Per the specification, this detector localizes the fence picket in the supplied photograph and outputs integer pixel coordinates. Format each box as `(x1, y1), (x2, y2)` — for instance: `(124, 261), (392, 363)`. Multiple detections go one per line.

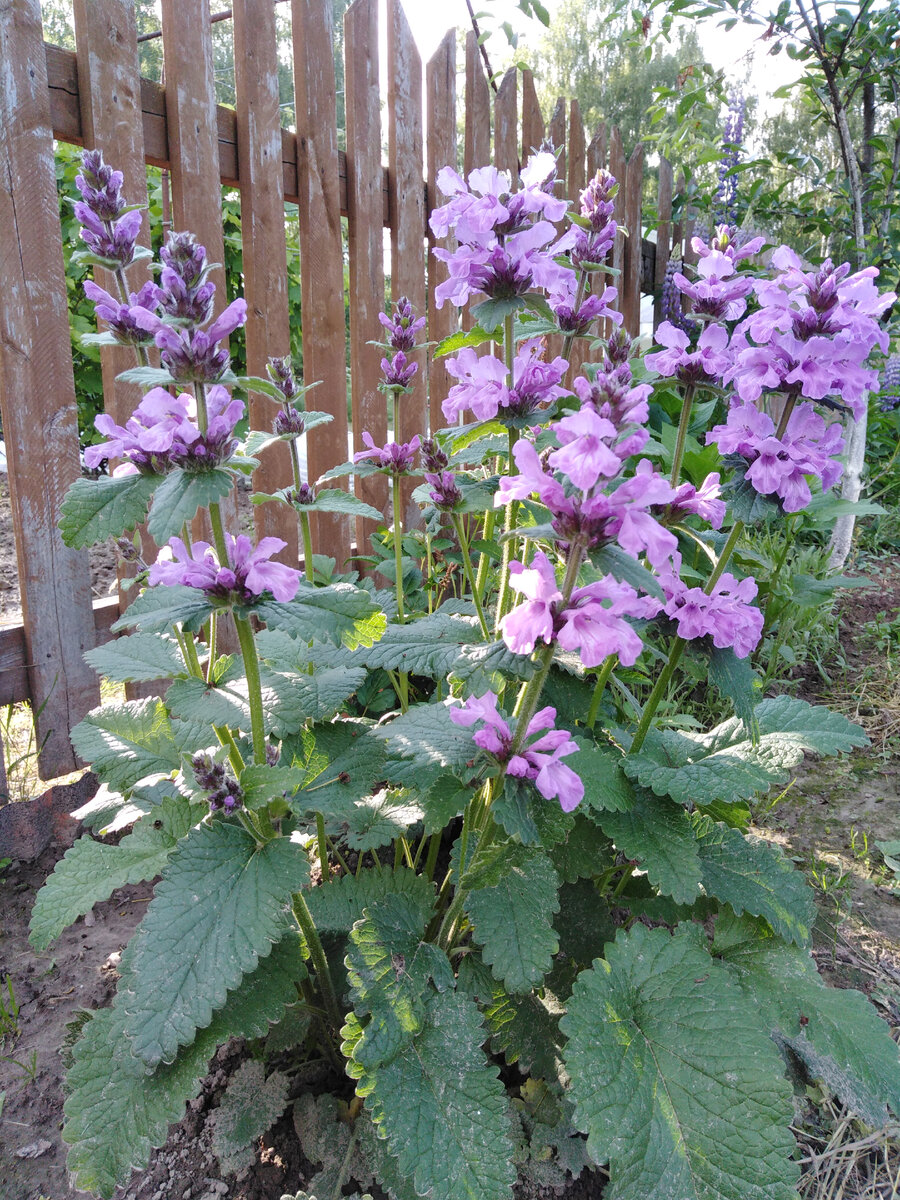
(345, 0), (387, 560)
(623, 142), (644, 336)
(465, 31), (491, 176)
(292, 0), (351, 566)
(587, 121), (607, 176)
(608, 127), (626, 322)
(0, 0), (99, 777)
(655, 156), (674, 330)
(232, 0), (297, 561)
(494, 69), (518, 176)
(568, 99), (586, 199)
(521, 70), (544, 158)
(426, 30), (458, 407)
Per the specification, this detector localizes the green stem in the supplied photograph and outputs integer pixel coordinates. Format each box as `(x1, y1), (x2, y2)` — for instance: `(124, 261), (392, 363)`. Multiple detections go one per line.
(291, 892), (343, 1035)
(300, 510), (315, 585)
(561, 270), (589, 371)
(233, 612), (267, 764)
(493, 427), (521, 634)
(391, 473), (406, 625)
(669, 384), (696, 487)
(423, 832), (442, 882)
(587, 654), (617, 729)
(474, 508), (497, 604)
(774, 392), (799, 440)
(205, 612), (217, 684)
(316, 812), (330, 883)
(453, 514), (490, 638)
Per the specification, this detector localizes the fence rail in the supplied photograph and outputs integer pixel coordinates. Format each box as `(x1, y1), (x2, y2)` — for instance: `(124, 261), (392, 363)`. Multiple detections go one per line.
(0, 0), (683, 783)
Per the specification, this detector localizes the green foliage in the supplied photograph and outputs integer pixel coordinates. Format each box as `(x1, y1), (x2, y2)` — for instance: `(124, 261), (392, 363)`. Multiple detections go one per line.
(255, 584), (387, 649)
(59, 474), (159, 549)
(598, 788), (702, 904)
(210, 1059), (290, 1175)
(146, 468), (236, 544)
(561, 925), (800, 1200)
(84, 633), (185, 684)
(70, 699), (208, 792)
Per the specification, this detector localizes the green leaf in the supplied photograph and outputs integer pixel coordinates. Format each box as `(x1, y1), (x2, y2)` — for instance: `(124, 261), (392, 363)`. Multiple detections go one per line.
(288, 722), (387, 820)
(262, 662), (367, 726)
(458, 955), (565, 1081)
(255, 583), (387, 650)
(373, 701), (476, 776)
(550, 814), (615, 884)
(84, 633), (185, 684)
(448, 638), (537, 695)
(210, 1059), (289, 1174)
(596, 789), (702, 905)
(113, 584), (215, 634)
(70, 699), (209, 791)
(567, 739), (635, 813)
(116, 364), (177, 387)
(624, 696), (868, 808)
(554, 877), (617, 967)
(588, 543), (666, 602)
(561, 925), (799, 1200)
(30, 796), (201, 950)
(303, 488), (384, 521)
(344, 790), (424, 851)
(346, 892), (450, 1070)
(714, 913), (900, 1126)
(59, 474), (159, 550)
(146, 468), (234, 543)
(465, 847), (560, 993)
(420, 774), (470, 834)
(63, 933), (304, 1197)
(348, 988), (516, 1200)
(471, 294), (527, 332)
(123, 825), (310, 1066)
(362, 612), (482, 678)
(239, 764), (307, 810)
(305, 868), (435, 935)
(694, 817), (815, 945)
(491, 776), (572, 847)
(433, 327), (495, 358)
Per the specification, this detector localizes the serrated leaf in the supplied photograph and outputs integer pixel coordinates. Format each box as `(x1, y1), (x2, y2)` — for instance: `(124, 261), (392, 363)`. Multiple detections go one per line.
(30, 796), (201, 951)
(448, 638), (537, 695)
(287, 722), (387, 821)
(344, 790), (424, 851)
(113, 584), (215, 634)
(116, 365), (177, 386)
(304, 488), (384, 521)
(433, 327), (495, 358)
(146, 468), (234, 543)
(373, 701), (476, 776)
(255, 583), (386, 650)
(210, 1060), (289, 1175)
(715, 913), (900, 1126)
(420, 774), (470, 834)
(346, 892), (448, 1070)
(561, 925), (799, 1200)
(596, 789), (702, 905)
(465, 847), (560, 992)
(694, 817), (815, 945)
(458, 954), (565, 1081)
(348, 988), (516, 1200)
(239, 764), (307, 810)
(472, 294), (526, 332)
(124, 825), (310, 1066)
(554, 877), (617, 967)
(624, 696), (868, 808)
(59, 474), (159, 550)
(707, 645), (761, 733)
(568, 739), (634, 813)
(63, 934), (304, 1197)
(550, 814), (615, 884)
(362, 612), (482, 678)
(70, 698), (209, 791)
(492, 776), (573, 847)
(84, 633), (185, 684)
(305, 868), (434, 935)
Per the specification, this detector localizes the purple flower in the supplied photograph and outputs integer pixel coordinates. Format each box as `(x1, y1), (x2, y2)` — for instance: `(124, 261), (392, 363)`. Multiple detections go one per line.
(661, 561), (763, 658)
(573, 369), (651, 459)
(354, 431), (421, 474)
(551, 286), (621, 336)
(267, 355), (301, 402)
(83, 279), (162, 348)
(662, 256), (699, 337)
(714, 94), (746, 226)
(500, 552), (563, 656)
(135, 298), (248, 384)
(75, 203), (143, 269)
(557, 575), (661, 667)
(880, 355), (900, 412)
(450, 692), (583, 812)
(379, 297), (426, 351)
(667, 473), (726, 529)
(673, 251), (753, 321)
(547, 409), (622, 490)
(708, 401), (845, 512)
(157, 232), (215, 324)
(380, 351), (419, 390)
(273, 407), (306, 437)
(645, 320), (732, 386)
(75, 150), (126, 220)
(192, 752), (244, 814)
(443, 339), (568, 424)
(149, 534), (300, 604)
(425, 471), (462, 511)
(421, 438), (450, 471)
(435, 223), (574, 309)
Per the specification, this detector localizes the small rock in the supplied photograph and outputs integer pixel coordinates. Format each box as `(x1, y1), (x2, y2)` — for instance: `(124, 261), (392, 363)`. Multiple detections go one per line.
(83, 911), (96, 927)
(15, 1139), (53, 1159)
(182, 1188), (193, 1200)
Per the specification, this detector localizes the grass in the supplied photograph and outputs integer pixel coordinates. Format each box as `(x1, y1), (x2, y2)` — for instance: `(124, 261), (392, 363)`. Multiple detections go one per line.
(795, 1095), (900, 1200)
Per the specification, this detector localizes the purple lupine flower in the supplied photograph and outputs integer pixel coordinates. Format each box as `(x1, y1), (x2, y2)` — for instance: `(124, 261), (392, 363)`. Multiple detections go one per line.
(714, 93), (746, 226)
(425, 471), (462, 511)
(556, 575), (661, 667)
(450, 691), (583, 812)
(379, 297), (426, 351)
(443, 339), (568, 424)
(661, 558), (763, 659)
(708, 401), (845, 512)
(267, 355), (301, 402)
(380, 351), (419, 390)
(880, 355), (900, 412)
(83, 279), (163, 348)
(354, 431), (421, 473)
(645, 320), (732, 386)
(134, 298), (248, 384)
(499, 551), (563, 656)
(149, 534), (300, 604)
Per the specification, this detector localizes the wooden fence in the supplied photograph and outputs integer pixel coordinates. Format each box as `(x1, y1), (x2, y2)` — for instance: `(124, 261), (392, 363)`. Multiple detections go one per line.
(0, 0), (684, 783)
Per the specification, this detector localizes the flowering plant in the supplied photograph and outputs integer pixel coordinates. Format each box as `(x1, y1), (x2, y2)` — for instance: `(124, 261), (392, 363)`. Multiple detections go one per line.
(36, 150), (899, 1200)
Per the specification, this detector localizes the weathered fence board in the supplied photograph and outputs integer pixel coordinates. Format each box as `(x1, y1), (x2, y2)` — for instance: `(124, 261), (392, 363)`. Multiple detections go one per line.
(494, 70), (518, 177)
(623, 143), (645, 336)
(0, 0), (99, 777)
(655, 156), (674, 329)
(426, 30), (458, 406)
(521, 70), (544, 158)
(464, 31), (491, 177)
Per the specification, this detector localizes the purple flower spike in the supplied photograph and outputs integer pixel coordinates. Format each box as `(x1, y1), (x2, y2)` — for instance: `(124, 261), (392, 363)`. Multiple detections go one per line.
(450, 692), (583, 812)
(443, 339), (568, 424)
(500, 552), (563, 657)
(880, 355), (900, 412)
(273, 407), (306, 438)
(381, 351), (419, 390)
(267, 355), (301, 401)
(557, 575), (661, 668)
(661, 556), (763, 659)
(379, 297), (426, 351)
(83, 279), (162, 348)
(75, 202), (143, 269)
(354, 431), (421, 474)
(137, 298), (248, 384)
(75, 150), (126, 220)
(645, 320), (732, 386)
(425, 471), (462, 511)
(149, 533), (300, 604)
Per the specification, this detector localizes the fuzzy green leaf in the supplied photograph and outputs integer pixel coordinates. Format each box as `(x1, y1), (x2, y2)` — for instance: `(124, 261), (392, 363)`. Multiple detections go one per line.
(84, 633), (185, 684)
(448, 638), (537, 695)
(597, 789), (702, 905)
(707, 645), (761, 733)
(303, 488), (384, 521)
(561, 925), (799, 1200)
(589, 543), (666, 602)
(63, 933), (304, 1198)
(624, 696), (868, 808)
(60, 473), (159, 549)
(362, 612), (482, 678)
(550, 814), (616, 884)
(715, 913), (900, 1125)
(146, 468), (234, 543)
(348, 987), (517, 1200)
(287, 721), (387, 820)
(210, 1060), (289, 1174)
(344, 789), (424, 851)
(30, 796), (201, 951)
(255, 583), (387, 649)
(304, 868), (434, 935)
(465, 847), (560, 993)
(694, 817), (816, 945)
(113, 584), (215, 634)
(70, 698), (209, 791)
(239, 764), (307, 810)
(373, 701), (477, 776)
(568, 739), (635, 813)
(123, 824), (309, 1066)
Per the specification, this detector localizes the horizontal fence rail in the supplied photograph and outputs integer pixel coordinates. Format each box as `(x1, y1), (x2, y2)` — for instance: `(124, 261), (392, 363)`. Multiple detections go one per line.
(0, 0), (685, 783)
